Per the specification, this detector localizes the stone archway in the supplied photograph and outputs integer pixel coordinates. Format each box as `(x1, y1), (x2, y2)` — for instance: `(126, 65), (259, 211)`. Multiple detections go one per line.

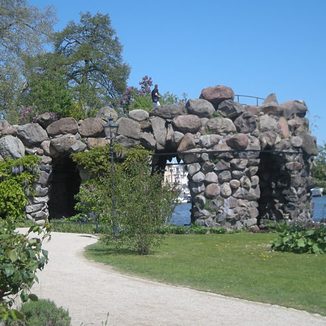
(48, 155), (81, 219)
(0, 84), (317, 228)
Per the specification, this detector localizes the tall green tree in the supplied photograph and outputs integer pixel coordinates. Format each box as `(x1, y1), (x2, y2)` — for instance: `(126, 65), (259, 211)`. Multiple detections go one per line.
(54, 12), (130, 111)
(22, 52), (73, 117)
(0, 0), (56, 119)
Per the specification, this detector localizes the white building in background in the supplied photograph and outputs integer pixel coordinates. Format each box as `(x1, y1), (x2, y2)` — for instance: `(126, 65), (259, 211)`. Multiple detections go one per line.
(164, 163), (190, 202)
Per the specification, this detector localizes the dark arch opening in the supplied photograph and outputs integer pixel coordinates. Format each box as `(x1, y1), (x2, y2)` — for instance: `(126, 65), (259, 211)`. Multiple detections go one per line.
(48, 155), (81, 219)
(257, 151), (290, 224)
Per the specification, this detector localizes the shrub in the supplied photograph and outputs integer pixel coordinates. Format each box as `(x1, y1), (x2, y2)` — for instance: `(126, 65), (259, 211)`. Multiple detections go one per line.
(8, 299), (71, 326)
(210, 227), (227, 234)
(0, 224), (49, 322)
(271, 223), (326, 254)
(0, 155), (39, 222)
(73, 146), (177, 255)
(156, 225), (227, 235)
(0, 155), (47, 323)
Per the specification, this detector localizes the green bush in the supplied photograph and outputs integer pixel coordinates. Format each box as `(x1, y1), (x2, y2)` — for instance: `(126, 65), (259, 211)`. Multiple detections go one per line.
(8, 299), (71, 326)
(0, 224), (49, 322)
(0, 156), (39, 222)
(271, 223), (326, 254)
(0, 155), (48, 322)
(73, 146), (177, 255)
(210, 227), (227, 234)
(156, 225), (227, 235)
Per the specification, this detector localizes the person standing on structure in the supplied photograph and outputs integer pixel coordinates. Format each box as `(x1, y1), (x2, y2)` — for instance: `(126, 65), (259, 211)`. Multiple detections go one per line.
(151, 84), (161, 108)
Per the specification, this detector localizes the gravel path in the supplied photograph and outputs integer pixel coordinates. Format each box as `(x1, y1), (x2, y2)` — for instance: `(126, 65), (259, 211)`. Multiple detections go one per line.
(31, 232), (326, 326)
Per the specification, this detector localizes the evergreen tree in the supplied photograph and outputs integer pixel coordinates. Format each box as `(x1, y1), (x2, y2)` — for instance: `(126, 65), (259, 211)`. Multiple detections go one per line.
(22, 53), (73, 117)
(54, 12), (130, 111)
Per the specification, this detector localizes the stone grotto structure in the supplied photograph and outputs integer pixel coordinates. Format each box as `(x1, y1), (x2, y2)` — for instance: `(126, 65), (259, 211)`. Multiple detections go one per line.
(0, 85), (318, 229)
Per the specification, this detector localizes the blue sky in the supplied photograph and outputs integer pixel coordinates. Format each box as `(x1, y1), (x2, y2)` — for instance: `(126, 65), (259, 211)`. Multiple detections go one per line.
(30, 0), (326, 144)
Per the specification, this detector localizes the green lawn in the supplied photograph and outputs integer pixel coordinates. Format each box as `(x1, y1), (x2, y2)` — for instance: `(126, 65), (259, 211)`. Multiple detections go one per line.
(85, 233), (326, 316)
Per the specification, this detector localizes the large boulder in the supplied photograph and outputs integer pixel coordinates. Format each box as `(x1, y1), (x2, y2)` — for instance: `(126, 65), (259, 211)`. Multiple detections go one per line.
(206, 117), (236, 134)
(172, 131), (184, 146)
(186, 99), (215, 118)
(115, 135), (140, 148)
(0, 120), (16, 136)
(199, 134), (221, 148)
(263, 93), (278, 105)
(117, 117), (141, 140)
(96, 106), (119, 122)
(151, 104), (186, 119)
(258, 115), (278, 132)
(47, 117), (78, 136)
(140, 132), (156, 150)
(192, 171), (205, 183)
(79, 118), (105, 137)
(0, 135), (25, 158)
(200, 85), (234, 108)
(234, 112), (256, 133)
(49, 134), (78, 157)
(128, 109), (149, 122)
(226, 133), (249, 150)
(205, 183), (220, 198)
(150, 116), (167, 147)
(35, 112), (59, 128)
(177, 133), (196, 152)
(187, 163), (201, 176)
(172, 115), (202, 134)
(261, 93), (281, 115)
(17, 123), (48, 146)
(204, 172), (218, 184)
(301, 133), (318, 155)
(280, 100), (308, 118)
(217, 100), (244, 119)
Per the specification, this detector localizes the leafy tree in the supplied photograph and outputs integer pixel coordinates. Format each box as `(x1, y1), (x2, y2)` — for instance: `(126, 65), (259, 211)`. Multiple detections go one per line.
(21, 52), (73, 118)
(0, 0), (56, 119)
(114, 148), (176, 254)
(54, 12), (130, 111)
(312, 144), (326, 191)
(72, 146), (176, 255)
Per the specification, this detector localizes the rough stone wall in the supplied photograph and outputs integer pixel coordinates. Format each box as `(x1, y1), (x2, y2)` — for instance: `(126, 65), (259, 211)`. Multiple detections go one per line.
(0, 85), (317, 229)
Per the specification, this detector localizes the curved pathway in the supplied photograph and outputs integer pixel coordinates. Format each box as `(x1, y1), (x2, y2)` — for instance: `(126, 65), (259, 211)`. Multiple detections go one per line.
(31, 232), (326, 326)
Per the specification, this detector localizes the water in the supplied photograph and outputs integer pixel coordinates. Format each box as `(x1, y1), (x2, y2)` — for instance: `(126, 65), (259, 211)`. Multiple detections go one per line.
(312, 196), (326, 221)
(169, 197), (326, 226)
(169, 203), (191, 226)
